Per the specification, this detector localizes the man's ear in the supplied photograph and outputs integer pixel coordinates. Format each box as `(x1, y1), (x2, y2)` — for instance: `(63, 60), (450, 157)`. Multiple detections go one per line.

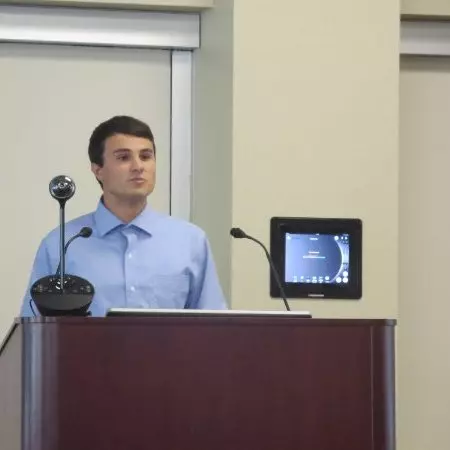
(91, 163), (102, 182)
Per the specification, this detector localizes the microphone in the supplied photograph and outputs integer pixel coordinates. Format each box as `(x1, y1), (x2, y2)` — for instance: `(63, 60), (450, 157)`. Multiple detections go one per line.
(30, 176), (95, 316)
(230, 227), (291, 311)
(55, 227), (93, 276)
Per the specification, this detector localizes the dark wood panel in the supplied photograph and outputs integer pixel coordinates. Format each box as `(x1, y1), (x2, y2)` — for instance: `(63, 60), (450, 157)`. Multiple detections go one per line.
(24, 318), (394, 450)
(0, 317), (396, 450)
(22, 322), (60, 450)
(0, 324), (22, 450)
(372, 323), (396, 450)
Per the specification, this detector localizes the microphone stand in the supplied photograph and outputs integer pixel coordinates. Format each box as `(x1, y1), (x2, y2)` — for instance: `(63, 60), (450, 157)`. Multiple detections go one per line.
(59, 203), (66, 292)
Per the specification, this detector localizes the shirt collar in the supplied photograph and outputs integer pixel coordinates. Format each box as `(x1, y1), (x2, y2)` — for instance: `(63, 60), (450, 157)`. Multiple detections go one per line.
(93, 199), (159, 237)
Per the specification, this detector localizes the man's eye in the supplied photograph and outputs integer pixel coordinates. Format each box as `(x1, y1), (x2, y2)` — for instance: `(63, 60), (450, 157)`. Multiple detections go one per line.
(141, 152), (154, 160)
(117, 155), (129, 161)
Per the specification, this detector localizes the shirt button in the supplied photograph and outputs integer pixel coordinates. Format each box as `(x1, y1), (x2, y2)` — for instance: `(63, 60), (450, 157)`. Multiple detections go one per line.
(128, 253), (133, 259)
(130, 286), (135, 292)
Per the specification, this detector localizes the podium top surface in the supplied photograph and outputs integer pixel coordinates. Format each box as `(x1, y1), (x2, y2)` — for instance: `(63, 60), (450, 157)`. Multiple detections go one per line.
(1, 310), (396, 355)
(13, 309), (396, 327)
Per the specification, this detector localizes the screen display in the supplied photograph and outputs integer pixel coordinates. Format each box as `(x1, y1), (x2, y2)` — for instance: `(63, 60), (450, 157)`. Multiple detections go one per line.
(285, 233), (350, 284)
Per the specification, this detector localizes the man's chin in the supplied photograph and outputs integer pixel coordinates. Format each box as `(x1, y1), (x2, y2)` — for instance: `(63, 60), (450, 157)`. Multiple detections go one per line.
(116, 189), (152, 202)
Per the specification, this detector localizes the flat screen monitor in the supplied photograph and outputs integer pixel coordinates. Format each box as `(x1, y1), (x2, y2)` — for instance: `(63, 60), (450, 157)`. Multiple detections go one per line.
(270, 217), (362, 299)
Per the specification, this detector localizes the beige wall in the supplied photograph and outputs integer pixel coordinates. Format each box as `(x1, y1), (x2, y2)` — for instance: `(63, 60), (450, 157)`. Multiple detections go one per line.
(402, 0), (450, 17)
(229, 0), (399, 318)
(399, 55), (450, 450)
(4, 0), (213, 11)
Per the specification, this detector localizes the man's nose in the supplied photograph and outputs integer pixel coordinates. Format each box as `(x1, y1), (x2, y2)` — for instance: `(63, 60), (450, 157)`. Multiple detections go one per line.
(131, 156), (144, 171)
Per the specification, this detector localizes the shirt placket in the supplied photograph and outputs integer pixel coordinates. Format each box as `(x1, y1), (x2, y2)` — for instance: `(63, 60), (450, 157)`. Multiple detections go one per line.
(123, 229), (138, 306)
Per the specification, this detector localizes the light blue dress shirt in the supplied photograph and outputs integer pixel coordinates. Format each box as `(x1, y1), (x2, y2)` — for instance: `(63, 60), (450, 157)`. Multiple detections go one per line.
(20, 200), (227, 316)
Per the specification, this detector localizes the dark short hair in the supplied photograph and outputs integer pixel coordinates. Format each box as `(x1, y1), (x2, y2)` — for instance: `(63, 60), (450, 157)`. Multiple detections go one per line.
(88, 115), (155, 166)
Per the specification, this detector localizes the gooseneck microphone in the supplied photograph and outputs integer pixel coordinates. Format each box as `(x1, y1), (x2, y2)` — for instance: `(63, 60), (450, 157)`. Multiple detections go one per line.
(230, 227), (291, 311)
(30, 176), (95, 316)
(55, 227), (93, 276)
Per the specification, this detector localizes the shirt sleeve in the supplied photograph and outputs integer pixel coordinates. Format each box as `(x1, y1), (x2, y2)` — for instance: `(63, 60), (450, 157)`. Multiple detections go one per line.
(20, 239), (53, 317)
(187, 232), (228, 310)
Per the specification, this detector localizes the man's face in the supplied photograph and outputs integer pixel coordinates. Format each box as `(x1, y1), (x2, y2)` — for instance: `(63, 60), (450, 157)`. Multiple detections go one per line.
(91, 133), (156, 201)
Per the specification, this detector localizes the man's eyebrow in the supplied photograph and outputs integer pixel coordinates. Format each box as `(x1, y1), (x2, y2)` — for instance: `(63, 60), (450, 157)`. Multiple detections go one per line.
(113, 148), (154, 154)
(113, 148), (131, 154)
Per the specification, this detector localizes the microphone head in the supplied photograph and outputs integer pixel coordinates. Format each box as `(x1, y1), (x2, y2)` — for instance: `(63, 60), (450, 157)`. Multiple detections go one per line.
(79, 227), (93, 238)
(49, 176), (75, 201)
(230, 227), (247, 239)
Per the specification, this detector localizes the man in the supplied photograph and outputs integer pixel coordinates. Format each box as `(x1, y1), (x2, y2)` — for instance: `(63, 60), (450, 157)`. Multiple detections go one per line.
(20, 115), (227, 316)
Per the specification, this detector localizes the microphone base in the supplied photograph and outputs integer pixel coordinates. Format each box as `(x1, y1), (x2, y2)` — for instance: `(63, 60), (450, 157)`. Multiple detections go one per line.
(30, 274), (94, 317)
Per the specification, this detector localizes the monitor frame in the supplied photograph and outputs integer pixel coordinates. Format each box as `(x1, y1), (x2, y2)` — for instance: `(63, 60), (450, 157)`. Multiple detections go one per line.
(270, 217), (362, 300)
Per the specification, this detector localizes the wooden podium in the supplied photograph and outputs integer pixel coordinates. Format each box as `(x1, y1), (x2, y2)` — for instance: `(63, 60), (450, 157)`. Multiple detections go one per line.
(0, 315), (396, 450)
